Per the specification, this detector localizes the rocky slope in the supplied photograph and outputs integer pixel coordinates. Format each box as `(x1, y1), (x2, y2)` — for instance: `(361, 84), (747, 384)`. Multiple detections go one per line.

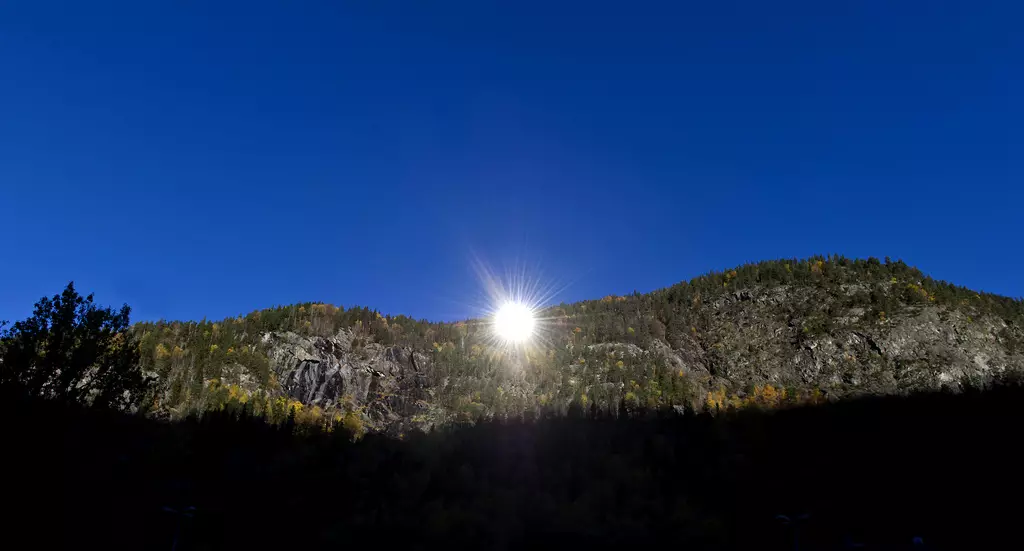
(254, 287), (1020, 432)
(136, 256), (1024, 432)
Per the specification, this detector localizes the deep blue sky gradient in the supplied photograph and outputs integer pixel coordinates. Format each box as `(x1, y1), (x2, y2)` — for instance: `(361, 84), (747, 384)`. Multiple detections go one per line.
(1, 1), (1021, 323)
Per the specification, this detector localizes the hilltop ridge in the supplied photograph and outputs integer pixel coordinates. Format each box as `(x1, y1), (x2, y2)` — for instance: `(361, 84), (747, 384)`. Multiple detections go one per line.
(134, 255), (1024, 432)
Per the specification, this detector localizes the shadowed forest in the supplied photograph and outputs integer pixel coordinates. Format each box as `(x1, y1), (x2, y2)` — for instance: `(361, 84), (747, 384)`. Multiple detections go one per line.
(7, 383), (1023, 550)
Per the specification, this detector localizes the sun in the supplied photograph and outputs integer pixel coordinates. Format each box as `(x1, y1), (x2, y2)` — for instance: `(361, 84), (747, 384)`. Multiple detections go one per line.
(494, 301), (536, 343)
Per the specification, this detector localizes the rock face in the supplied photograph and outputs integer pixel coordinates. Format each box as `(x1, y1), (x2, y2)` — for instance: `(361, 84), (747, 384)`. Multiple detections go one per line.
(258, 283), (1023, 432)
(668, 285), (1021, 396)
(266, 331), (435, 429)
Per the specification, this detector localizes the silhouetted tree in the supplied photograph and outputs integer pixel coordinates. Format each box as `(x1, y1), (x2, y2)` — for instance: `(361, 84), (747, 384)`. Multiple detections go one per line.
(0, 282), (151, 411)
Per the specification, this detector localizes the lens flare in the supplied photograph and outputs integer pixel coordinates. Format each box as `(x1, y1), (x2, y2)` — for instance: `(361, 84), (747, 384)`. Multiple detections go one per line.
(457, 254), (574, 357)
(494, 301), (536, 342)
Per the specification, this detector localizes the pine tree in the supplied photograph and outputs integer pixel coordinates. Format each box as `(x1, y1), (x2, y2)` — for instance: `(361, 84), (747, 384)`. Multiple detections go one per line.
(0, 282), (152, 411)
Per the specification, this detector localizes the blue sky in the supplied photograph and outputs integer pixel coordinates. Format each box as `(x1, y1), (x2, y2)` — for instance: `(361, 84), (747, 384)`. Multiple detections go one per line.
(1, 1), (1020, 323)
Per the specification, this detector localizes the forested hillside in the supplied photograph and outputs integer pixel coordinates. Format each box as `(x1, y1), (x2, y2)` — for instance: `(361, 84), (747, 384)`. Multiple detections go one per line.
(4, 255), (1024, 549)
(130, 255), (1024, 432)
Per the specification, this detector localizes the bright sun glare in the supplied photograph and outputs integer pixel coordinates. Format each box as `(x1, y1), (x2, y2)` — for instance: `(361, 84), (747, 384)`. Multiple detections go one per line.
(494, 301), (536, 343)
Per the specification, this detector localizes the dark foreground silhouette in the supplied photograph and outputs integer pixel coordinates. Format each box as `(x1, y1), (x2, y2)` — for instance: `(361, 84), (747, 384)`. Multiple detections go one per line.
(7, 385), (1023, 550)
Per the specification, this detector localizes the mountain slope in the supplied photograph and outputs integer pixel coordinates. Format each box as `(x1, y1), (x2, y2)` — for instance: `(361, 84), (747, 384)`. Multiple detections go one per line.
(135, 256), (1024, 431)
